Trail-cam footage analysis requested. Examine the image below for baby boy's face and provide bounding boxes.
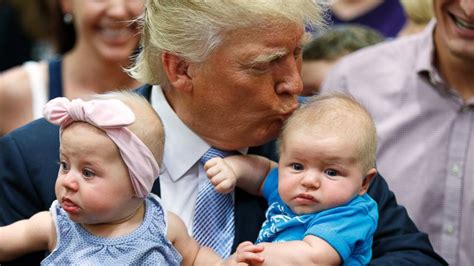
[277,128,367,215]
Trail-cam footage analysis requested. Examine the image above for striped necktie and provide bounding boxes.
[193,147,235,257]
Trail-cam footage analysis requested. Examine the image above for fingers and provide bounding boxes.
[204,157,222,171]
[234,252,264,264]
[237,242,264,253]
[214,179,235,194]
[203,158,237,194]
[233,242,264,264]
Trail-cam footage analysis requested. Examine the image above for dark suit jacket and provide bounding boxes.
[0,85,446,265]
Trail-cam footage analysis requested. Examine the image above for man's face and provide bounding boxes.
[433,0,474,60]
[183,22,305,150]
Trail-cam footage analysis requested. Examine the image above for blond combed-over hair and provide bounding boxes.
[128,0,328,85]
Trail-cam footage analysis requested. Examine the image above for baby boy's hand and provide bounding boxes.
[204,157,238,194]
[220,241,264,266]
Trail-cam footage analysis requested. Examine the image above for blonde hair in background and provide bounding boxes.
[400,0,433,25]
[128,0,329,85]
[279,92,378,173]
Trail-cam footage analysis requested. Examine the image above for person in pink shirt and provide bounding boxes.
[321,0,474,264]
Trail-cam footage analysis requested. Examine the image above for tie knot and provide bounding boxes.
[200,147,236,164]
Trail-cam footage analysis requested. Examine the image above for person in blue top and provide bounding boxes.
[0,91,261,266]
[206,93,378,265]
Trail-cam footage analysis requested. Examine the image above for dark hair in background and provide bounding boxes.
[1,0,52,70]
[47,0,76,54]
[303,24,384,61]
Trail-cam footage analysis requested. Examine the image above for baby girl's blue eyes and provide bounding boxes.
[82,169,95,178]
[59,161,70,171]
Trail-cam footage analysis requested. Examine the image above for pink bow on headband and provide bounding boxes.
[43,97,160,198]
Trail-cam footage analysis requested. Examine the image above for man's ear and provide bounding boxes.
[359,168,377,195]
[161,52,193,92]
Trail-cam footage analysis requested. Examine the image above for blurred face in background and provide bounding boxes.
[60,0,144,63]
[433,0,474,60]
[301,59,337,96]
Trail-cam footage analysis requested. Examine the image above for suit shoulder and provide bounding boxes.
[3,119,59,150]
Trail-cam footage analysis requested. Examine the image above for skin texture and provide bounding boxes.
[0,121,264,265]
[56,122,144,236]
[0,0,144,135]
[301,59,337,96]
[163,23,305,151]
[432,0,474,100]
[278,128,374,215]
[60,0,144,64]
[204,120,376,265]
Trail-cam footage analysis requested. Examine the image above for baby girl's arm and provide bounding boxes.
[0,211,56,261]
[204,155,277,195]
[166,211,263,266]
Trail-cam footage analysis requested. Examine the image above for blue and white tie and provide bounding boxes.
[193,147,235,257]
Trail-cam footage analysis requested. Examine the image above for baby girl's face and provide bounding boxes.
[55,122,138,225]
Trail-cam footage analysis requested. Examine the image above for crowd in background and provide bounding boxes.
[0,0,472,265]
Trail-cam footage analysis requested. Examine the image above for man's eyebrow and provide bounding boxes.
[249,48,288,65]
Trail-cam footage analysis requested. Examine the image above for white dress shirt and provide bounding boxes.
[150,85,243,234]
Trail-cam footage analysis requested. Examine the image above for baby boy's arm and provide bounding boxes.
[256,235,341,265]
[0,211,55,261]
[204,155,277,195]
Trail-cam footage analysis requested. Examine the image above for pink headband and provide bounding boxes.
[43,97,160,198]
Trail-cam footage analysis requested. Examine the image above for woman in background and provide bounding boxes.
[0,0,143,136]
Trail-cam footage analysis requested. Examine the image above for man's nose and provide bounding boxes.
[275,57,304,96]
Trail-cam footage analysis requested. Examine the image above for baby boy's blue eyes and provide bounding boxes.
[291,163,304,171]
[288,163,340,177]
[324,169,338,177]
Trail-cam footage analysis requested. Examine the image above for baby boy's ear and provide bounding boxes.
[359,168,377,195]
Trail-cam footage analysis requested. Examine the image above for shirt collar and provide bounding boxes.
[415,19,446,87]
[151,85,210,181]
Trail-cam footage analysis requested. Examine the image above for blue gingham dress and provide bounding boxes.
[41,194,182,265]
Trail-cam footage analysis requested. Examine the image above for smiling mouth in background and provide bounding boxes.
[449,13,474,31]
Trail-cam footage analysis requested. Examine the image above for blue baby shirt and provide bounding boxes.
[258,168,378,265]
